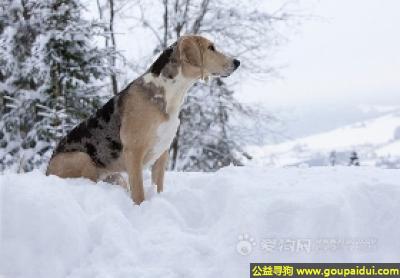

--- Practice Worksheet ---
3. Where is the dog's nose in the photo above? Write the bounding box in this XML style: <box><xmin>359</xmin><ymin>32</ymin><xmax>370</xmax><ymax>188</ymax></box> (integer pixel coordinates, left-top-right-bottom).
<box><xmin>233</xmin><ymin>59</ymin><xmax>240</xmax><ymax>70</ymax></box>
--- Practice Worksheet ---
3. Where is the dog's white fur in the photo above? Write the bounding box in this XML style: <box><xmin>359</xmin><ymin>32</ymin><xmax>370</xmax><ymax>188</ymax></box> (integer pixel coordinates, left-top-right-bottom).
<box><xmin>143</xmin><ymin>69</ymin><xmax>194</xmax><ymax>167</ymax></box>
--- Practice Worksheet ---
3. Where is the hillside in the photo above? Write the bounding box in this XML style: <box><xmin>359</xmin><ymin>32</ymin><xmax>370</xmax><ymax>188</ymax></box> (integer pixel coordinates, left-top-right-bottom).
<box><xmin>1</xmin><ymin>167</ymin><xmax>400</xmax><ymax>277</ymax></box>
<box><xmin>248</xmin><ymin>111</ymin><xmax>400</xmax><ymax>168</ymax></box>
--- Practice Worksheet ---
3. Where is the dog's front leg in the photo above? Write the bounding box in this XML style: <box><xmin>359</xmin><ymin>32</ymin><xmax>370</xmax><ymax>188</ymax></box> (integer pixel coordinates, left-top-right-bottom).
<box><xmin>124</xmin><ymin>149</ymin><xmax>145</xmax><ymax>205</ymax></box>
<box><xmin>151</xmin><ymin>151</ymin><xmax>169</xmax><ymax>193</ymax></box>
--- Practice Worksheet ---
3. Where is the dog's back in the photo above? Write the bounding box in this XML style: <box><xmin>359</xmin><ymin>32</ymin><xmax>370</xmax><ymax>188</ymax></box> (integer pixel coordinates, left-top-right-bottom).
<box><xmin>47</xmin><ymin>86</ymin><xmax>129</xmax><ymax>177</ymax></box>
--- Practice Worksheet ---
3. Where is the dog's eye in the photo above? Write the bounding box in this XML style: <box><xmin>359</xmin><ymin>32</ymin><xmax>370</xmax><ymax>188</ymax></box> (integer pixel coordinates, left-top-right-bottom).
<box><xmin>208</xmin><ymin>45</ymin><xmax>215</xmax><ymax>51</ymax></box>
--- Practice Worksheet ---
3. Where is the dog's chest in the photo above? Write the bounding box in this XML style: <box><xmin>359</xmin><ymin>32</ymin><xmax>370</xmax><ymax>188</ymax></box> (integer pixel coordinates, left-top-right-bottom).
<box><xmin>142</xmin><ymin>71</ymin><xmax>193</xmax><ymax>167</ymax></box>
<box><xmin>146</xmin><ymin>116</ymin><xmax>180</xmax><ymax>167</ymax></box>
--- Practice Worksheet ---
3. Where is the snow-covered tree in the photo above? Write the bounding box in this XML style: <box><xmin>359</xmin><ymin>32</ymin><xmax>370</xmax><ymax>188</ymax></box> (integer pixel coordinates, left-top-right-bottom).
<box><xmin>329</xmin><ymin>150</ymin><xmax>337</xmax><ymax>166</ymax></box>
<box><xmin>376</xmin><ymin>155</ymin><xmax>400</xmax><ymax>169</ymax></box>
<box><xmin>0</xmin><ymin>0</ymin><xmax>114</xmax><ymax>171</ymax></box>
<box><xmin>0</xmin><ymin>0</ymin><xmax>40</xmax><ymax>171</ymax></box>
<box><xmin>173</xmin><ymin>79</ymin><xmax>252</xmax><ymax>171</ymax></box>
<box><xmin>349</xmin><ymin>151</ymin><xmax>360</xmax><ymax>166</ymax></box>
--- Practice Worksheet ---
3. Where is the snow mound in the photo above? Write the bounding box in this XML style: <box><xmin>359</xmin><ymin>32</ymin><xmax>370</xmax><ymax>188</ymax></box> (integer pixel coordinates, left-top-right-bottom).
<box><xmin>1</xmin><ymin>167</ymin><xmax>400</xmax><ymax>277</ymax></box>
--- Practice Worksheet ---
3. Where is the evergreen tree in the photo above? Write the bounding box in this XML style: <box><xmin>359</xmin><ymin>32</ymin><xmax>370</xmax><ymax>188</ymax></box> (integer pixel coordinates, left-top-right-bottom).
<box><xmin>349</xmin><ymin>151</ymin><xmax>360</xmax><ymax>166</ymax></box>
<box><xmin>172</xmin><ymin>78</ymin><xmax>251</xmax><ymax>171</ymax></box>
<box><xmin>329</xmin><ymin>150</ymin><xmax>337</xmax><ymax>166</ymax></box>
<box><xmin>0</xmin><ymin>0</ymin><xmax>114</xmax><ymax>171</ymax></box>
<box><xmin>0</xmin><ymin>0</ymin><xmax>40</xmax><ymax>171</ymax></box>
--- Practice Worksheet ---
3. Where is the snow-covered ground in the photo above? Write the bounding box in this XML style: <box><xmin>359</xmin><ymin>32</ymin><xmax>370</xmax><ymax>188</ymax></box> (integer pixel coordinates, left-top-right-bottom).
<box><xmin>249</xmin><ymin>110</ymin><xmax>400</xmax><ymax>168</ymax></box>
<box><xmin>1</xmin><ymin>166</ymin><xmax>400</xmax><ymax>277</ymax></box>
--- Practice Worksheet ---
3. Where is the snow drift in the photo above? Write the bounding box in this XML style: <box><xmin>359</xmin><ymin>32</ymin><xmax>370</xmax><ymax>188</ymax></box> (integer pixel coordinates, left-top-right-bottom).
<box><xmin>1</xmin><ymin>166</ymin><xmax>400</xmax><ymax>278</ymax></box>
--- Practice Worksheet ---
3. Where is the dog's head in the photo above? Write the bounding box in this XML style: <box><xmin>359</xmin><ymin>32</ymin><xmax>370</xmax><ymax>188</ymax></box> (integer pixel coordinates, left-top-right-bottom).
<box><xmin>178</xmin><ymin>35</ymin><xmax>240</xmax><ymax>80</ymax></box>
<box><xmin>150</xmin><ymin>35</ymin><xmax>240</xmax><ymax>80</ymax></box>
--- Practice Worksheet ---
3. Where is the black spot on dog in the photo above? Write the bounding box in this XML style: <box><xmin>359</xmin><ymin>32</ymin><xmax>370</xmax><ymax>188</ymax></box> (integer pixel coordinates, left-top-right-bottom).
<box><xmin>87</xmin><ymin>118</ymin><xmax>99</xmax><ymax>129</ymax></box>
<box><xmin>96</xmin><ymin>98</ymin><xmax>114</xmax><ymax>122</ymax></box>
<box><xmin>150</xmin><ymin>47</ymin><xmax>173</xmax><ymax>76</ymax></box>
<box><xmin>109</xmin><ymin>140</ymin><xmax>122</xmax><ymax>151</ymax></box>
<box><xmin>68</xmin><ymin>123</ymin><xmax>92</xmax><ymax>142</ymax></box>
<box><xmin>85</xmin><ymin>142</ymin><xmax>105</xmax><ymax>167</ymax></box>
<box><xmin>85</xmin><ymin>143</ymin><xmax>97</xmax><ymax>157</ymax></box>
<box><xmin>51</xmin><ymin>80</ymin><xmax>131</xmax><ymax>168</ymax></box>
<box><xmin>111</xmin><ymin>151</ymin><xmax>119</xmax><ymax>159</ymax></box>
<box><xmin>94</xmin><ymin>157</ymin><xmax>106</xmax><ymax>167</ymax></box>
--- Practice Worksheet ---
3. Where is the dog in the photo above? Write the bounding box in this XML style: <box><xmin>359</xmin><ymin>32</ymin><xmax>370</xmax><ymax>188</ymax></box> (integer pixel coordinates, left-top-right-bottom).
<box><xmin>46</xmin><ymin>35</ymin><xmax>240</xmax><ymax>204</ymax></box>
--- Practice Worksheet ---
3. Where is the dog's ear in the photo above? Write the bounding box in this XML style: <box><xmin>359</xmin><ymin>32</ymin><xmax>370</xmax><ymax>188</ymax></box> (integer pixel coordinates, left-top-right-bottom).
<box><xmin>179</xmin><ymin>37</ymin><xmax>202</xmax><ymax>67</ymax></box>
<box><xmin>150</xmin><ymin>47</ymin><xmax>174</xmax><ymax>76</ymax></box>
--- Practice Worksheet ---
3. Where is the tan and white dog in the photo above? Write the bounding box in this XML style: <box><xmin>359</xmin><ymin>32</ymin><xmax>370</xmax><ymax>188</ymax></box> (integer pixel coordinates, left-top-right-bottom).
<box><xmin>46</xmin><ymin>35</ymin><xmax>240</xmax><ymax>204</ymax></box>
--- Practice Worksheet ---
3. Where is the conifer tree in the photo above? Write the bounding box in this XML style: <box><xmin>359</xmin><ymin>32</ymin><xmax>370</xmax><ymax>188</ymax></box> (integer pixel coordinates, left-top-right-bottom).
<box><xmin>173</xmin><ymin>78</ymin><xmax>251</xmax><ymax>171</ymax></box>
<box><xmin>349</xmin><ymin>151</ymin><xmax>360</xmax><ymax>166</ymax></box>
<box><xmin>0</xmin><ymin>0</ymin><xmax>114</xmax><ymax>171</ymax></box>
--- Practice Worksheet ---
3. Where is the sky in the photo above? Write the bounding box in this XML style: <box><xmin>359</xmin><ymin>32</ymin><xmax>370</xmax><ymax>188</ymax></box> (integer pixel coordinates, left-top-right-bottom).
<box><xmin>235</xmin><ymin>0</ymin><xmax>400</xmax><ymax>138</ymax></box>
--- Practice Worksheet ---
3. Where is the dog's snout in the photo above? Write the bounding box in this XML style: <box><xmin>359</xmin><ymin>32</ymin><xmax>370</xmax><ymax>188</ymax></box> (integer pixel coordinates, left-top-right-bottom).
<box><xmin>233</xmin><ymin>59</ymin><xmax>240</xmax><ymax>70</ymax></box>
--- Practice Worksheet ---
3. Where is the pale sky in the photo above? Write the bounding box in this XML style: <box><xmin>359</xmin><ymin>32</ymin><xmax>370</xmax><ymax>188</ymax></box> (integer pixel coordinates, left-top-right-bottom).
<box><xmin>236</xmin><ymin>0</ymin><xmax>400</xmax><ymax>107</ymax></box>
<box><xmin>231</xmin><ymin>0</ymin><xmax>400</xmax><ymax>138</ymax></box>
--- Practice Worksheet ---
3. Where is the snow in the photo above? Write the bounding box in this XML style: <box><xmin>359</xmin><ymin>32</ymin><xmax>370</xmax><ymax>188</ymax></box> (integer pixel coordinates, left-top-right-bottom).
<box><xmin>376</xmin><ymin>140</ymin><xmax>400</xmax><ymax>156</ymax></box>
<box><xmin>249</xmin><ymin>111</ymin><xmax>400</xmax><ymax>167</ymax></box>
<box><xmin>1</xmin><ymin>166</ymin><xmax>400</xmax><ymax>277</ymax></box>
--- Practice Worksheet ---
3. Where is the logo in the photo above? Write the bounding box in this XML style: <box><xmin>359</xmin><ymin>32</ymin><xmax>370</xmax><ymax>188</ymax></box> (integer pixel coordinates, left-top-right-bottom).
<box><xmin>236</xmin><ymin>233</ymin><xmax>256</xmax><ymax>256</ymax></box>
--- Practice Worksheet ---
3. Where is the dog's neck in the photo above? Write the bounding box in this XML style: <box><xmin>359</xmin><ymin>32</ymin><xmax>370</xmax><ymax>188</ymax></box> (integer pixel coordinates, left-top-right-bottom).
<box><xmin>142</xmin><ymin>68</ymin><xmax>196</xmax><ymax>117</ymax></box>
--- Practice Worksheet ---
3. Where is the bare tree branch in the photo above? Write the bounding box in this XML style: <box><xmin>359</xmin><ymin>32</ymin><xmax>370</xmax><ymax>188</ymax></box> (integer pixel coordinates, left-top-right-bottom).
<box><xmin>190</xmin><ymin>0</ymin><xmax>210</xmax><ymax>33</ymax></box>
<box><xmin>163</xmin><ymin>0</ymin><xmax>169</xmax><ymax>47</ymax></box>
<box><xmin>108</xmin><ymin>0</ymin><xmax>118</xmax><ymax>95</ymax></box>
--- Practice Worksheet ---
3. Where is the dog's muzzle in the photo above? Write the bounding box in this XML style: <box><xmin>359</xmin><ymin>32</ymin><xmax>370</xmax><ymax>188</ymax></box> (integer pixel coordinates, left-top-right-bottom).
<box><xmin>220</xmin><ymin>59</ymin><xmax>240</xmax><ymax>77</ymax></box>
<box><xmin>233</xmin><ymin>59</ymin><xmax>240</xmax><ymax>70</ymax></box>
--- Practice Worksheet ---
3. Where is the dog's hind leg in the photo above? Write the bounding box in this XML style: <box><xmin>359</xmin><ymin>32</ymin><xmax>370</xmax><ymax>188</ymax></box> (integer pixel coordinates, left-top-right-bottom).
<box><xmin>46</xmin><ymin>152</ymin><xmax>98</xmax><ymax>181</ymax></box>
<box><xmin>151</xmin><ymin>151</ymin><xmax>169</xmax><ymax>193</ymax></box>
